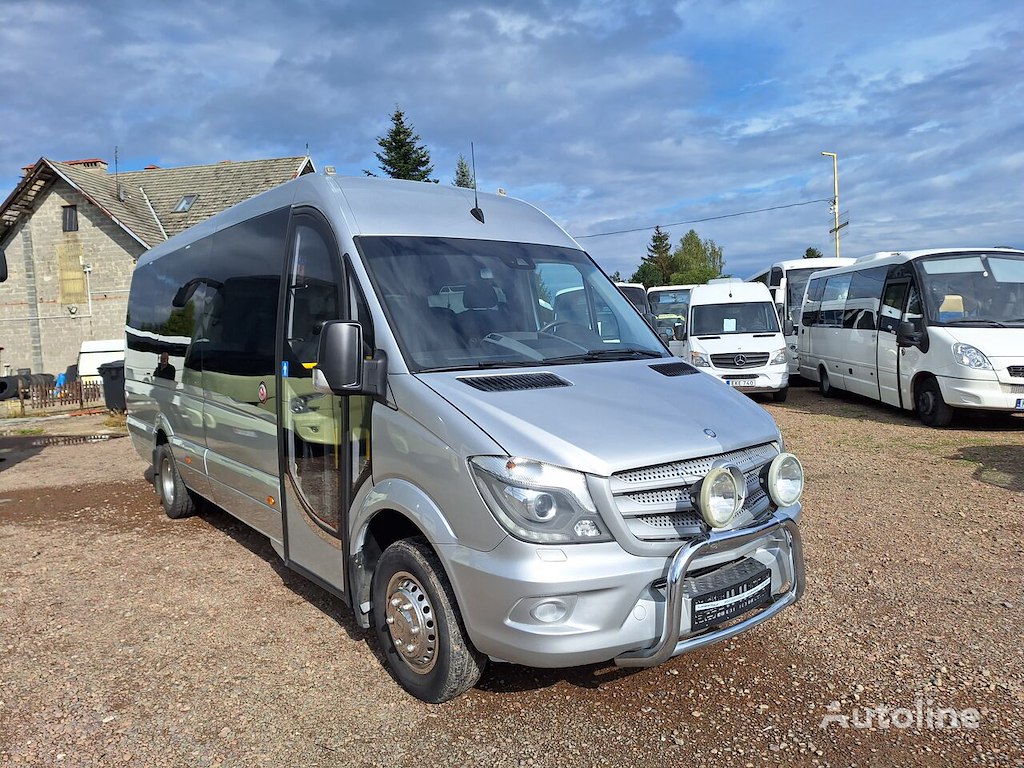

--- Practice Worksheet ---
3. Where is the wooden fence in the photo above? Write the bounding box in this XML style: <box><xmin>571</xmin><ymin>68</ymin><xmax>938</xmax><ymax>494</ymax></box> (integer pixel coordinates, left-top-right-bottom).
<box><xmin>3</xmin><ymin>379</ymin><xmax>104</xmax><ymax>417</ymax></box>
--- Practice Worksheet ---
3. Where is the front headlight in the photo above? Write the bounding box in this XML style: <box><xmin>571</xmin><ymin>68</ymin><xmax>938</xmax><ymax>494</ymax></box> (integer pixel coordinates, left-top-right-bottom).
<box><xmin>690</xmin><ymin>351</ymin><xmax>711</xmax><ymax>367</ymax></box>
<box><xmin>762</xmin><ymin>452</ymin><xmax>804</xmax><ymax>507</ymax></box>
<box><xmin>952</xmin><ymin>343</ymin><xmax>993</xmax><ymax>370</ymax></box>
<box><xmin>693</xmin><ymin>464</ymin><xmax>746</xmax><ymax>528</ymax></box>
<box><xmin>470</xmin><ymin>457</ymin><xmax>612</xmax><ymax>544</ymax></box>
<box><xmin>769</xmin><ymin>348</ymin><xmax>788</xmax><ymax>365</ymax></box>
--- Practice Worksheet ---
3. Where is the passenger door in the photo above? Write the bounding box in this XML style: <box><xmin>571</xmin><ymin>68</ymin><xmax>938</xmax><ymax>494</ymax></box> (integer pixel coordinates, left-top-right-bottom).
<box><xmin>877</xmin><ymin>279</ymin><xmax>909</xmax><ymax>407</ymax></box>
<box><xmin>278</xmin><ymin>210</ymin><xmax>372</xmax><ymax>597</ymax></box>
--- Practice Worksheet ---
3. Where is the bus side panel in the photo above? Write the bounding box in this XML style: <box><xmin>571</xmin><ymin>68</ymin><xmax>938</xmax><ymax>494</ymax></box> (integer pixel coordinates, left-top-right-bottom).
<box><xmin>197</xmin><ymin>207</ymin><xmax>290</xmax><ymax>543</ymax></box>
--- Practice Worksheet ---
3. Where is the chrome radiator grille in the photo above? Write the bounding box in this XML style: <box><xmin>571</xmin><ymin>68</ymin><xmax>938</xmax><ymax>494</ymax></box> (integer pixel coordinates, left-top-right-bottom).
<box><xmin>610</xmin><ymin>443</ymin><xmax>780</xmax><ymax>541</ymax></box>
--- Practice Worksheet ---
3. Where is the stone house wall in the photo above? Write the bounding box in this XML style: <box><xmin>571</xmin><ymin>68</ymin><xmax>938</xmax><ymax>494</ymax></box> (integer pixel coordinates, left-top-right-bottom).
<box><xmin>0</xmin><ymin>182</ymin><xmax>146</xmax><ymax>376</ymax></box>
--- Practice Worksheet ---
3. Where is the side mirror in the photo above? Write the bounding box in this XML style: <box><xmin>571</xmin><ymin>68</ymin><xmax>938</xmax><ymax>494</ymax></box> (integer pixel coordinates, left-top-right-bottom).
<box><xmin>314</xmin><ymin>321</ymin><xmax>388</xmax><ymax>398</ymax></box>
<box><xmin>672</xmin><ymin>322</ymin><xmax>686</xmax><ymax>341</ymax></box>
<box><xmin>896</xmin><ymin>321</ymin><xmax>928</xmax><ymax>352</ymax></box>
<box><xmin>783</xmin><ymin>318</ymin><xmax>795</xmax><ymax>337</ymax></box>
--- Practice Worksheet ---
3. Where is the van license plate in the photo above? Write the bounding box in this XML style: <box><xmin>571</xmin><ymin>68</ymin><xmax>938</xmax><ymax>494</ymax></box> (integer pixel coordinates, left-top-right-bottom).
<box><xmin>691</xmin><ymin>568</ymin><xmax>771</xmax><ymax>631</ymax></box>
<box><xmin>726</xmin><ymin>378</ymin><xmax>756</xmax><ymax>388</ymax></box>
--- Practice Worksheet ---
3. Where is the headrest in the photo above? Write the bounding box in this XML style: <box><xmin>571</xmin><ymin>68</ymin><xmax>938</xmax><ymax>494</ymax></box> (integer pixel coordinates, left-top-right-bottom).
<box><xmin>463</xmin><ymin>282</ymin><xmax>498</xmax><ymax>309</ymax></box>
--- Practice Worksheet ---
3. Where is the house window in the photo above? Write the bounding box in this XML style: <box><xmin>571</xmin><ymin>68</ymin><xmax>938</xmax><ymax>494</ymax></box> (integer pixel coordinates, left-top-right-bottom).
<box><xmin>62</xmin><ymin>205</ymin><xmax>78</xmax><ymax>232</ymax></box>
<box><xmin>174</xmin><ymin>194</ymin><xmax>198</xmax><ymax>213</ymax></box>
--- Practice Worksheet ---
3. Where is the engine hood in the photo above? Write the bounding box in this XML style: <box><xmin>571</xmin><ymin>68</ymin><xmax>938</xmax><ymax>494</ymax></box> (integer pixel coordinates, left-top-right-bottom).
<box><xmin>415</xmin><ymin>360</ymin><xmax>782</xmax><ymax>477</ymax></box>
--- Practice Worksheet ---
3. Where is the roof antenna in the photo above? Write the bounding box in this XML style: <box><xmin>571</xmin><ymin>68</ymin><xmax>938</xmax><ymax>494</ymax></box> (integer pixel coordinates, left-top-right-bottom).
<box><xmin>470</xmin><ymin>142</ymin><xmax>484</xmax><ymax>224</ymax></box>
<box><xmin>114</xmin><ymin>146</ymin><xmax>126</xmax><ymax>202</ymax></box>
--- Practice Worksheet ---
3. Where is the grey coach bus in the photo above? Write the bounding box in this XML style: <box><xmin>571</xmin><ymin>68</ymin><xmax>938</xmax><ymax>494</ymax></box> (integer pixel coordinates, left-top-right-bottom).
<box><xmin>124</xmin><ymin>173</ymin><xmax>806</xmax><ymax>702</ymax></box>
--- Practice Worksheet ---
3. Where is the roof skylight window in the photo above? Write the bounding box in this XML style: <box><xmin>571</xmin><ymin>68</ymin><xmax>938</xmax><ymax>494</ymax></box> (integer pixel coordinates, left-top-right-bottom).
<box><xmin>174</xmin><ymin>194</ymin><xmax>198</xmax><ymax>213</ymax></box>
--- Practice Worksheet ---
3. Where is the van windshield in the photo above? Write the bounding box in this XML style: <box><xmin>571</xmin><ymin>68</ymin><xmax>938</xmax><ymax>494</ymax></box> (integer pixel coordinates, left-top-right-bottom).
<box><xmin>356</xmin><ymin>236</ymin><xmax>667</xmax><ymax>372</ymax></box>
<box><xmin>919</xmin><ymin>252</ymin><xmax>1024</xmax><ymax>326</ymax></box>
<box><xmin>691</xmin><ymin>302</ymin><xmax>780</xmax><ymax>336</ymax></box>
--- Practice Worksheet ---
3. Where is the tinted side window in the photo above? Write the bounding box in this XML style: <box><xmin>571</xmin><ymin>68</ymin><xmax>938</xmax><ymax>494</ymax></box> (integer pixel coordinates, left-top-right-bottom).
<box><xmin>820</xmin><ymin>274</ymin><xmax>851</xmax><ymax>327</ymax></box>
<box><xmin>843</xmin><ymin>266</ymin><xmax>887</xmax><ymax>330</ymax></box>
<box><xmin>126</xmin><ymin>237</ymin><xmax>212</xmax><ymax>379</ymax></box>
<box><xmin>200</xmin><ymin>208</ymin><xmax>289</xmax><ymax>379</ymax></box>
<box><xmin>802</xmin><ymin>277</ymin><xmax>824</xmax><ymax>326</ymax></box>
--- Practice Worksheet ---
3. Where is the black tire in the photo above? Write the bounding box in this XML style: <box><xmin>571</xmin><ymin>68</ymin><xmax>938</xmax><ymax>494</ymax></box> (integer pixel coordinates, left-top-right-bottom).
<box><xmin>155</xmin><ymin>444</ymin><xmax>197</xmax><ymax>519</ymax></box>
<box><xmin>772</xmin><ymin>387</ymin><xmax>789</xmax><ymax>403</ymax></box>
<box><xmin>371</xmin><ymin>537</ymin><xmax>485</xmax><ymax>703</ymax></box>
<box><xmin>818</xmin><ymin>368</ymin><xmax>835</xmax><ymax>398</ymax></box>
<box><xmin>916</xmin><ymin>376</ymin><xmax>954</xmax><ymax>428</ymax></box>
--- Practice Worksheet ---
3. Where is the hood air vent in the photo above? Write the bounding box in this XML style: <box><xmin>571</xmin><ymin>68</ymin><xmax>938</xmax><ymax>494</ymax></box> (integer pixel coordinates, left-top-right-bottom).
<box><xmin>458</xmin><ymin>372</ymin><xmax>571</xmax><ymax>392</ymax></box>
<box><xmin>650</xmin><ymin>361</ymin><xmax>699</xmax><ymax>377</ymax></box>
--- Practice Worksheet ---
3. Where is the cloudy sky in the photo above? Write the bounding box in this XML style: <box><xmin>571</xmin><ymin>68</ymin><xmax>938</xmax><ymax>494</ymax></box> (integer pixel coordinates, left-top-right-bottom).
<box><xmin>1</xmin><ymin>0</ymin><xmax>1021</xmax><ymax>279</ymax></box>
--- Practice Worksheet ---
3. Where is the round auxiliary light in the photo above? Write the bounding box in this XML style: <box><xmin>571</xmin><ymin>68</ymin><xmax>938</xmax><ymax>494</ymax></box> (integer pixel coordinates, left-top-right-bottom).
<box><xmin>766</xmin><ymin>452</ymin><xmax>805</xmax><ymax>507</ymax></box>
<box><xmin>698</xmin><ymin>464</ymin><xmax>746</xmax><ymax>529</ymax></box>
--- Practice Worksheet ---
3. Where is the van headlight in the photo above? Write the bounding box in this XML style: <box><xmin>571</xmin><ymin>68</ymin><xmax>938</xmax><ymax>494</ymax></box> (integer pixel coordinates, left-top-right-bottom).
<box><xmin>470</xmin><ymin>457</ymin><xmax>612</xmax><ymax>544</ymax></box>
<box><xmin>761</xmin><ymin>452</ymin><xmax>804</xmax><ymax>507</ymax></box>
<box><xmin>692</xmin><ymin>464</ymin><xmax>746</xmax><ymax>528</ymax></box>
<box><xmin>769</xmin><ymin>348</ymin><xmax>788</xmax><ymax>365</ymax></box>
<box><xmin>952</xmin><ymin>343</ymin><xmax>993</xmax><ymax>370</ymax></box>
<box><xmin>690</xmin><ymin>351</ymin><xmax>711</xmax><ymax>367</ymax></box>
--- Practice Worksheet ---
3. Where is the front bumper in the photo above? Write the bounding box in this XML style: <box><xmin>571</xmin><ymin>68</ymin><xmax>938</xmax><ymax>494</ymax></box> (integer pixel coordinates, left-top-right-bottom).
<box><xmin>713</xmin><ymin>369</ymin><xmax>789</xmax><ymax>394</ymax></box>
<box><xmin>445</xmin><ymin>508</ymin><xmax>803</xmax><ymax>669</ymax></box>
<box><xmin>938</xmin><ymin>373</ymin><xmax>1024</xmax><ymax>412</ymax></box>
<box><xmin>615</xmin><ymin>513</ymin><xmax>804</xmax><ymax>667</ymax></box>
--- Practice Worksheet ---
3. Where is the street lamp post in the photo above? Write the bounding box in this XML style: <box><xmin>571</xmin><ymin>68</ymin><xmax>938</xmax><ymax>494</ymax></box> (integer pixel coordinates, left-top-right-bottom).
<box><xmin>821</xmin><ymin>151</ymin><xmax>839</xmax><ymax>259</ymax></box>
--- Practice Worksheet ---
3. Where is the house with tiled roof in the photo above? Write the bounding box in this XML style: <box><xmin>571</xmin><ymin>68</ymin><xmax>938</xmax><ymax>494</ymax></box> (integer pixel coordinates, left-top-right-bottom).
<box><xmin>0</xmin><ymin>155</ymin><xmax>314</xmax><ymax>376</ymax></box>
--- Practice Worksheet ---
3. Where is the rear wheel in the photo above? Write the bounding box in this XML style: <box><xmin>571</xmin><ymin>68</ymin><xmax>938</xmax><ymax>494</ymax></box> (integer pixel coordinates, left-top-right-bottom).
<box><xmin>916</xmin><ymin>376</ymin><xmax>953</xmax><ymax>428</ymax></box>
<box><xmin>772</xmin><ymin>387</ymin><xmax>789</xmax><ymax>403</ymax></box>
<box><xmin>818</xmin><ymin>368</ymin><xmax>835</xmax><ymax>398</ymax></box>
<box><xmin>372</xmin><ymin>537</ymin><xmax>485</xmax><ymax>703</ymax></box>
<box><xmin>155</xmin><ymin>444</ymin><xmax>196</xmax><ymax>519</ymax></box>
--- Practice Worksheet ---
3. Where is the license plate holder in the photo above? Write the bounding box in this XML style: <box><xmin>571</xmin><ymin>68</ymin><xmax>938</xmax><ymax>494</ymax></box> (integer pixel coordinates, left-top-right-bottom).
<box><xmin>726</xmin><ymin>378</ymin><xmax>756</xmax><ymax>388</ymax></box>
<box><xmin>1016</xmin><ymin>398</ymin><xmax>1024</xmax><ymax>410</ymax></box>
<box><xmin>690</xmin><ymin>568</ymin><xmax>772</xmax><ymax>631</ymax></box>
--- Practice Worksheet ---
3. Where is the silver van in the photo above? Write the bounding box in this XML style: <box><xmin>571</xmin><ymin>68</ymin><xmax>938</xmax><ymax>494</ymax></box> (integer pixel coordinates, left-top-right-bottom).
<box><xmin>124</xmin><ymin>174</ymin><xmax>805</xmax><ymax>702</ymax></box>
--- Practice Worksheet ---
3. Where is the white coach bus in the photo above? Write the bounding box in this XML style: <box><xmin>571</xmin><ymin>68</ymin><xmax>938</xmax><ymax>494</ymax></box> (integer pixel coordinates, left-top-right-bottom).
<box><xmin>747</xmin><ymin>258</ymin><xmax>854</xmax><ymax>375</ymax></box>
<box><xmin>797</xmin><ymin>247</ymin><xmax>1024</xmax><ymax>427</ymax></box>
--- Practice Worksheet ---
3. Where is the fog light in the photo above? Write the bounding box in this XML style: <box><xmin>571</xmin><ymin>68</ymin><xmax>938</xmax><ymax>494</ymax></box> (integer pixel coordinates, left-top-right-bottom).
<box><xmin>765</xmin><ymin>453</ymin><xmax>804</xmax><ymax>507</ymax></box>
<box><xmin>573</xmin><ymin>519</ymin><xmax>602</xmax><ymax>538</ymax></box>
<box><xmin>696</xmin><ymin>464</ymin><xmax>745</xmax><ymax>528</ymax></box>
<box><xmin>530</xmin><ymin>600</ymin><xmax>569</xmax><ymax>623</ymax></box>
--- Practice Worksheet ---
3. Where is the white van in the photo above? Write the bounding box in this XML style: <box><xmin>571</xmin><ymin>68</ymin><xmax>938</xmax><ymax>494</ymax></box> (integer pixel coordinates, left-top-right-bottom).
<box><xmin>798</xmin><ymin>247</ymin><xmax>1024</xmax><ymax>427</ymax></box>
<box><xmin>680</xmin><ymin>280</ymin><xmax>789</xmax><ymax>401</ymax></box>
<box><xmin>124</xmin><ymin>174</ymin><xmax>806</xmax><ymax>702</ymax></box>
<box><xmin>747</xmin><ymin>257</ymin><xmax>855</xmax><ymax>375</ymax></box>
<box><xmin>77</xmin><ymin>339</ymin><xmax>126</xmax><ymax>382</ymax></box>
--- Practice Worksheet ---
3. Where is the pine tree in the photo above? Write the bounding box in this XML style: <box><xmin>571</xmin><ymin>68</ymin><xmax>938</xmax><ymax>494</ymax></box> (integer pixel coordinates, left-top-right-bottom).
<box><xmin>634</xmin><ymin>226</ymin><xmax>674</xmax><ymax>286</ymax></box>
<box><xmin>453</xmin><ymin>154</ymin><xmax>475</xmax><ymax>188</ymax></box>
<box><xmin>365</xmin><ymin>106</ymin><xmax>436</xmax><ymax>182</ymax></box>
<box><xmin>804</xmin><ymin>247</ymin><xmax>824</xmax><ymax>259</ymax></box>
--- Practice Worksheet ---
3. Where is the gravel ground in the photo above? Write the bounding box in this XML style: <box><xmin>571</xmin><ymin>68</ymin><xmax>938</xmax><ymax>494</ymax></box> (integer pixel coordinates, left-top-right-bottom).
<box><xmin>1</xmin><ymin>388</ymin><xmax>1022</xmax><ymax>767</ymax></box>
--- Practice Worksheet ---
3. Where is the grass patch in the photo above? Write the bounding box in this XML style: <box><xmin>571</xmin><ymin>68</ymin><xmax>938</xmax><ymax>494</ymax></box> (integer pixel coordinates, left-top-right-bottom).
<box><xmin>103</xmin><ymin>412</ymin><xmax>128</xmax><ymax>432</ymax></box>
<box><xmin>15</xmin><ymin>427</ymin><xmax>46</xmax><ymax>436</ymax></box>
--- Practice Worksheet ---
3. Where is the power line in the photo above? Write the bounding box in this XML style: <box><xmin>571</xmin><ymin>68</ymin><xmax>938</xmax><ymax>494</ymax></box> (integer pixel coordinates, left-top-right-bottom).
<box><xmin>573</xmin><ymin>197</ymin><xmax>833</xmax><ymax>239</ymax></box>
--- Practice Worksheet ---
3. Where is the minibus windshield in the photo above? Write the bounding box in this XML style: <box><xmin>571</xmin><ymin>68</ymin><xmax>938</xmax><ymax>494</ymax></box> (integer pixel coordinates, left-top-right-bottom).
<box><xmin>357</xmin><ymin>237</ymin><xmax>667</xmax><ymax>372</ymax></box>
<box><xmin>691</xmin><ymin>302</ymin><xmax>781</xmax><ymax>336</ymax></box>
<box><xmin>919</xmin><ymin>253</ymin><xmax>1024</xmax><ymax>326</ymax></box>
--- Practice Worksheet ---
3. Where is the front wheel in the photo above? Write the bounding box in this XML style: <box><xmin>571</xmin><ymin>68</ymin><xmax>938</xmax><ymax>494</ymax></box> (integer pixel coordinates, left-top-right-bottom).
<box><xmin>772</xmin><ymin>387</ymin><xmax>789</xmax><ymax>403</ymax></box>
<box><xmin>371</xmin><ymin>537</ymin><xmax>485</xmax><ymax>703</ymax></box>
<box><xmin>916</xmin><ymin>376</ymin><xmax>954</xmax><ymax>428</ymax></box>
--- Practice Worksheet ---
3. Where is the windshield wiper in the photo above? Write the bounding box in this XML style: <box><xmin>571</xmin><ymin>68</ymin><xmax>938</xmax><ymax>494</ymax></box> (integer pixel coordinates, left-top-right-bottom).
<box><xmin>543</xmin><ymin>348</ymin><xmax>665</xmax><ymax>364</ymax></box>
<box><xmin>418</xmin><ymin>359</ymin><xmax>541</xmax><ymax>373</ymax></box>
<box><xmin>943</xmin><ymin>319</ymin><xmax>1007</xmax><ymax>328</ymax></box>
